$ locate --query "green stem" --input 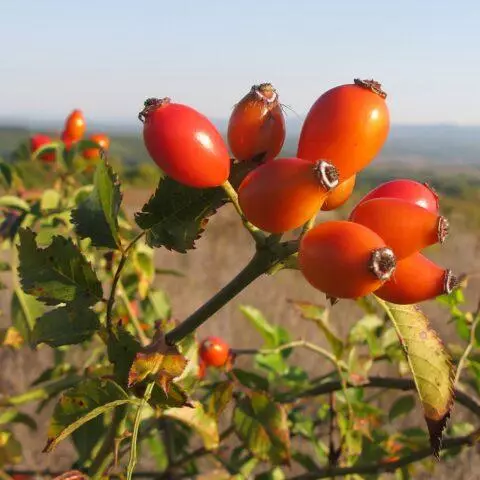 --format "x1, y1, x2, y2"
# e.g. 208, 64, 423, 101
106, 232, 145, 334
165, 242, 298, 345
127, 382, 155, 480
89, 405, 128, 478
222, 180, 266, 245
232, 340, 347, 370
117, 282, 149, 347
455, 306, 480, 385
